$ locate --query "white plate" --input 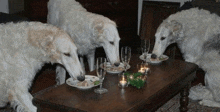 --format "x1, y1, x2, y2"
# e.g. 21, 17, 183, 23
139, 54, 169, 64
66, 75, 100, 89
101, 62, 130, 74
